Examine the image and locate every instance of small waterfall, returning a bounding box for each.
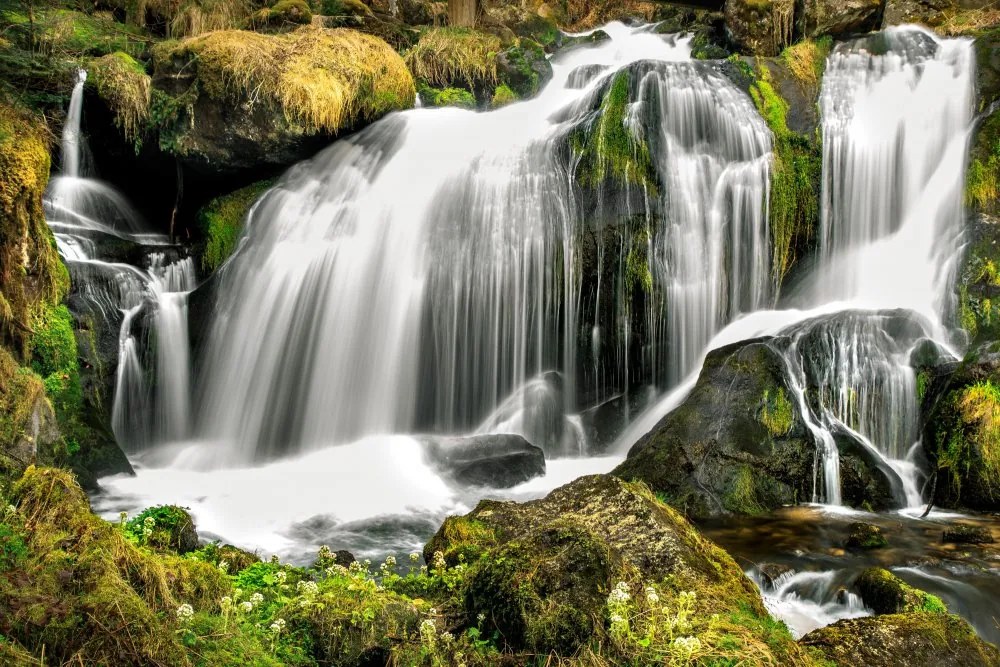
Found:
[44,69,197,453]
[748,568,870,639]
[193,24,775,463]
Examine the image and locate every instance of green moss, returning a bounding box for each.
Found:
[750,65,821,284]
[759,386,794,436]
[251,0,313,28]
[966,112,1000,212]
[490,83,518,108]
[419,84,477,108]
[846,522,889,550]
[199,179,274,272]
[89,52,151,149]
[571,72,658,192]
[723,465,774,515]
[28,304,80,419]
[936,380,1000,504]
[624,223,653,294]
[854,568,947,615]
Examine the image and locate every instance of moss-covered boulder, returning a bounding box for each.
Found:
[845,522,889,550]
[956,214,1000,343]
[854,568,948,614]
[613,339,817,518]
[724,0,795,56]
[128,505,200,554]
[428,474,816,663]
[197,179,274,272]
[151,26,415,175]
[921,351,1000,510]
[797,0,882,39]
[800,612,1000,666]
[942,523,994,544]
[88,52,151,147]
[0,347,59,477]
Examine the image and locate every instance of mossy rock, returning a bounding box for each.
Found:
[496,41,552,99]
[797,0,882,39]
[197,178,274,271]
[151,26,415,175]
[194,541,262,572]
[88,52,151,147]
[845,522,889,551]
[942,524,994,544]
[801,612,1000,666]
[724,0,795,56]
[251,0,314,28]
[854,568,947,615]
[128,505,200,554]
[614,339,816,518]
[428,474,816,663]
[417,84,477,108]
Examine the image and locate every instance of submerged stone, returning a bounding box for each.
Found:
[845,522,889,550]
[418,434,546,488]
[942,524,995,544]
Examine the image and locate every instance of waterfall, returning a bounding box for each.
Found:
[192,23,775,464]
[795,27,974,505]
[44,69,197,453]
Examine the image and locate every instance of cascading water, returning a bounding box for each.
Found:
[44,68,197,453]
[189,23,774,464]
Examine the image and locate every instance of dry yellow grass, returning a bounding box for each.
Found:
[404,27,500,88]
[161,26,416,134]
[938,6,1000,35]
[90,52,151,143]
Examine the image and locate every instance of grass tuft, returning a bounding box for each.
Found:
[90,52,151,147]
[404,27,500,90]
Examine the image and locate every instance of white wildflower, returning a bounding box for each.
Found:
[176,603,194,623]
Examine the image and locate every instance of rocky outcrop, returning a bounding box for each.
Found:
[724,0,794,56]
[613,338,817,518]
[801,613,1000,666]
[425,474,816,662]
[883,0,955,27]
[151,27,415,176]
[797,0,882,39]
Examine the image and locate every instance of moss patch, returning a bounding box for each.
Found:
[759,386,794,436]
[89,51,151,148]
[198,179,273,272]
[571,71,658,192]
[490,83,517,108]
[966,112,1000,213]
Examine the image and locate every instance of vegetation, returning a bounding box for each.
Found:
[90,51,151,148]
[198,179,274,272]
[489,83,517,108]
[250,0,313,29]
[939,7,1000,36]
[966,113,1000,212]
[749,63,821,285]
[759,386,794,436]
[781,37,832,96]
[155,27,416,136]
[571,71,658,191]
[404,27,500,90]
[935,379,1000,506]
[419,84,477,108]
[854,568,946,615]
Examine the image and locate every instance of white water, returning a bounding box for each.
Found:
[749,569,870,638]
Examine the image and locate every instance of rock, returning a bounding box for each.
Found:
[333,549,356,567]
[757,562,795,586]
[942,524,995,544]
[131,505,200,554]
[496,42,554,99]
[613,338,816,518]
[724,0,794,56]
[883,0,954,28]
[554,28,611,52]
[834,427,902,510]
[845,522,889,550]
[151,27,415,177]
[579,386,656,453]
[800,612,1000,666]
[419,434,546,488]
[797,0,881,39]
[426,474,814,661]
[953,215,1000,343]
[854,568,947,614]
[921,347,1000,511]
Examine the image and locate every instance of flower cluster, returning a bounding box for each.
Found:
[141,516,155,543]
[176,603,194,624]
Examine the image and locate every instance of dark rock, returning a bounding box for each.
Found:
[334,549,356,567]
[613,337,816,519]
[497,42,554,99]
[554,29,611,52]
[724,0,794,56]
[845,522,888,550]
[757,562,795,586]
[579,386,656,453]
[749,56,821,135]
[833,427,903,510]
[419,434,546,488]
[798,0,882,39]
[883,0,955,27]
[942,524,995,544]
[800,612,1000,666]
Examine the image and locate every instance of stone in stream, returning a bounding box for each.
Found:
[418,434,546,488]
[942,524,995,545]
[853,567,946,614]
[845,522,889,550]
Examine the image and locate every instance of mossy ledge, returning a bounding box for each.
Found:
[198,179,274,272]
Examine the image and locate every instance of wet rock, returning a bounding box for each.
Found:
[854,567,946,614]
[613,338,816,519]
[554,28,611,52]
[883,0,954,27]
[800,612,1000,666]
[419,434,546,488]
[579,386,656,453]
[724,0,794,56]
[833,427,902,511]
[758,562,795,586]
[845,522,888,550]
[496,42,554,99]
[427,474,812,661]
[798,0,882,39]
[942,524,995,544]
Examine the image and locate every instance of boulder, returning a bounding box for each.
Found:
[151,27,415,177]
[496,42,554,99]
[800,612,1000,666]
[797,0,882,39]
[942,524,995,544]
[426,474,815,662]
[844,522,888,550]
[883,0,954,27]
[418,434,546,488]
[613,338,817,518]
[854,568,946,614]
[724,0,794,56]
